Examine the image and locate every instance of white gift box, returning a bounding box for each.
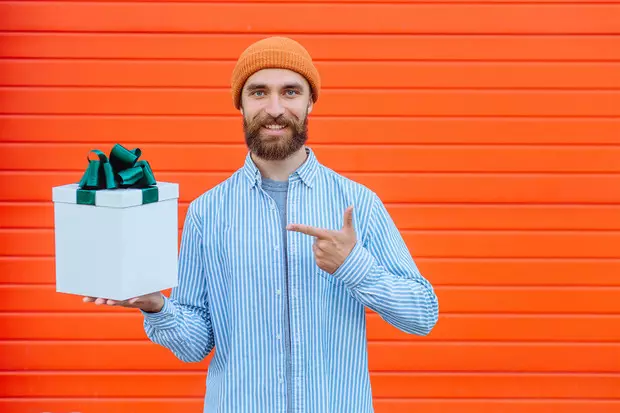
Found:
[52,182,179,301]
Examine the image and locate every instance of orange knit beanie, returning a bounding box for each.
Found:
[230,36,321,109]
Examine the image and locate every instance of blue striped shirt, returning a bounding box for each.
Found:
[141,146,439,413]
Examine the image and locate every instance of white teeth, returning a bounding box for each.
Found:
[264,124,285,130]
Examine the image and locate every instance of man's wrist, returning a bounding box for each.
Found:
[141,295,176,329]
[141,293,165,313]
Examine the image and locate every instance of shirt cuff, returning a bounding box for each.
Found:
[141,294,177,329]
[332,241,375,290]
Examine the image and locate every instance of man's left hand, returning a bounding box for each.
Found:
[286,206,357,274]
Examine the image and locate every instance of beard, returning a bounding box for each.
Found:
[243,109,309,161]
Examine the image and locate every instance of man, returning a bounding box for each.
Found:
[84,36,439,413]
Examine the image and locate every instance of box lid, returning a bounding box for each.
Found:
[52,182,179,208]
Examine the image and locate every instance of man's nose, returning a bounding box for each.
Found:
[265,95,285,117]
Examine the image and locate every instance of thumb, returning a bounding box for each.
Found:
[342,205,355,233]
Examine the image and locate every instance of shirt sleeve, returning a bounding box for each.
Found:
[141,201,215,362]
[332,192,439,336]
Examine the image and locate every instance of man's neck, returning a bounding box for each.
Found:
[251,146,308,182]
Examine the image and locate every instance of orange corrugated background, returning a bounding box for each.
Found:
[1,1,620,412]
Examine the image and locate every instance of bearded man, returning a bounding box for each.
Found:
[84,36,439,413]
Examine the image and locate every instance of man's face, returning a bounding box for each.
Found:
[240,68,313,161]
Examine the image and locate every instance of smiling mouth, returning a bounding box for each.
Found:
[262,124,287,130]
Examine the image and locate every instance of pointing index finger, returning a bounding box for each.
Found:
[286,223,330,239]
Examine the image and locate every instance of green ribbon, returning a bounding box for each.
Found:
[76,144,158,206]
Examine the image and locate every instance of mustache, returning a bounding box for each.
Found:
[263,115,289,126]
[248,113,296,128]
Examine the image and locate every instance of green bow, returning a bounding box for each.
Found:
[76,144,158,206]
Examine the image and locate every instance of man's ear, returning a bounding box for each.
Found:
[307,100,313,114]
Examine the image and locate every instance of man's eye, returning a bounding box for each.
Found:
[285,90,298,96]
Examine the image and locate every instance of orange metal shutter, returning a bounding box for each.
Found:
[1,1,619,412]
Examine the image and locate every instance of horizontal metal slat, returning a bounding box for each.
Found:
[3,257,620,286]
[3,171,620,204]
[2,3,619,34]
[4,60,620,89]
[4,229,620,258]
[0,371,618,399]
[1,341,618,372]
[3,33,619,61]
[3,88,620,116]
[1,285,618,314]
[0,398,618,413]
[4,203,620,230]
[3,116,620,145]
[2,313,619,342]
[5,143,620,173]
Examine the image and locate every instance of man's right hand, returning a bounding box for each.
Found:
[83,291,165,313]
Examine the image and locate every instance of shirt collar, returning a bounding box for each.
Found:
[242,146,319,189]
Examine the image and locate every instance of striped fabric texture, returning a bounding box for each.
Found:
[142,147,439,413]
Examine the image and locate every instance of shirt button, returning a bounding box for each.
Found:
[277,334,281,340]
[279,378,284,384]
[274,245,279,251]
[276,289,281,295]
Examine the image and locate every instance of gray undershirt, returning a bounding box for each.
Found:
[261,177,293,412]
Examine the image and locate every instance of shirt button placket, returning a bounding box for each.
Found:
[288,191,299,407]
[268,197,286,401]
